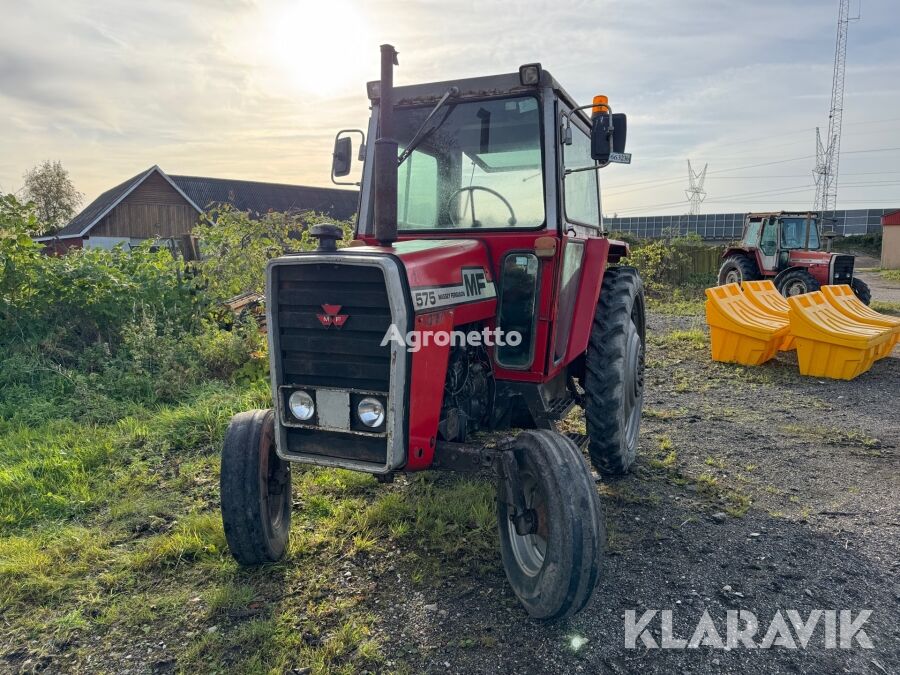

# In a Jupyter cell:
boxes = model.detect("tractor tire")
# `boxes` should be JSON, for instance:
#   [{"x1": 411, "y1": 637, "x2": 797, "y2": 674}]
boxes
[
  {"x1": 851, "y1": 277, "x2": 872, "y2": 306},
  {"x1": 221, "y1": 409, "x2": 292, "y2": 565},
  {"x1": 583, "y1": 266, "x2": 646, "y2": 476},
  {"x1": 497, "y1": 429, "x2": 604, "y2": 621},
  {"x1": 718, "y1": 255, "x2": 760, "y2": 286},
  {"x1": 776, "y1": 269, "x2": 820, "y2": 298}
]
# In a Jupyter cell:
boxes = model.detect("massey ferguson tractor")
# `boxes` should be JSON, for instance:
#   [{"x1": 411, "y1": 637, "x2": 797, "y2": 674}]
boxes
[
  {"x1": 220, "y1": 45, "x2": 645, "y2": 620},
  {"x1": 717, "y1": 211, "x2": 871, "y2": 304}
]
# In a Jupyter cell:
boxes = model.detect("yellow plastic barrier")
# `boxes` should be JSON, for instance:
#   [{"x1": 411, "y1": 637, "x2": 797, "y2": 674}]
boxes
[
  {"x1": 742, "y1": 280, "x2": 795, "y2": 351},
  {"x1": 821, "y1": 285, "x2": 900, "y2": 359},
  {"x1": 786, "y1": 292, "x2": 892, "y2": 380},
  {"x1": 705, "y1": 283, "x2": 790, "y2": 365}
]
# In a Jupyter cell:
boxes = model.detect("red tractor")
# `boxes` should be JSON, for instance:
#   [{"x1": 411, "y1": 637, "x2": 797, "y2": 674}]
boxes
[
  {"x1": 220, "y1": 45, "x2": 644, "y2": 620},
  {"x1": 717, "y1": 211, "x2": 871, "y2": 304}
]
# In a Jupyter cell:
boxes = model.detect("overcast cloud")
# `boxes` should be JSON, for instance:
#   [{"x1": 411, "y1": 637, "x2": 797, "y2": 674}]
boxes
[{"x1": 1, "y1": 0, "x2": 898, "y2": 215}]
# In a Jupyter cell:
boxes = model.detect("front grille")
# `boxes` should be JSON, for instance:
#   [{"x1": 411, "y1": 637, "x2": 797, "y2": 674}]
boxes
[
  {"x1": 274, "y1": 263, "x2": 393, "y2": 392},
  {"x1": 832, "y1": 254, "x2": 855, "y2": 284}
]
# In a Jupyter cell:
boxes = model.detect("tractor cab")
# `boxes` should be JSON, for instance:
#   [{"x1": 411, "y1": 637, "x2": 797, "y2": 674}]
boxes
[
  {"x1": 719, "y1": 211, "x2": 870, "y2": 303},
  {"x1": 221, "y1": 45, "x2": 647, "y2": 620}
]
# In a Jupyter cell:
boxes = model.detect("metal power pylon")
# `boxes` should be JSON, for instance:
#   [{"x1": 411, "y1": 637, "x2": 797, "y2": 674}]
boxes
[
  {"x1": 813, "y1": 0, "x2": 859, "y2": 222},
  {"x1": 685, "y1": 160, "x2": 708, "y2": 215}
]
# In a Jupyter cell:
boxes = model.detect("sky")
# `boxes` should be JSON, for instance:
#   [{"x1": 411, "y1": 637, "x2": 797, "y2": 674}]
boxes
[{"x1": 1, "y1": 0, "x2": 899, "y2": 217}]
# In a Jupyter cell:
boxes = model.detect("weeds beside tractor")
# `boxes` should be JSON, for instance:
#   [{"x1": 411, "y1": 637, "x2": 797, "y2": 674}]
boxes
[{"x1": 219, "y1": 45, "x2": 644, "y2": 620}]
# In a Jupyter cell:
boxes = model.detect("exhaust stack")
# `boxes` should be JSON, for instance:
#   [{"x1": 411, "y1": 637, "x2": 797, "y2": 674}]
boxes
[{"x1": 374, "y1": 44, "x2": 399, "y2": 247}]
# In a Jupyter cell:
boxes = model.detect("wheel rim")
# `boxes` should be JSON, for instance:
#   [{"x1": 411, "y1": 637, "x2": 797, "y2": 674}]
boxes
[
  {"x1": 260, "y1": 423, "x2": 289, "y2": 529},
  {"x1": 783, "y1": 279, "x2": 807, "y2": 296},
  {"x1": 725, "y1": 268, "x2": 741, "y2": 284},
  {"x1": 505, "y1": 471, "x2": 547, "y2": 577},
  {"x1": 623, "y1": 307, "x2": 645, "y2": 451}
]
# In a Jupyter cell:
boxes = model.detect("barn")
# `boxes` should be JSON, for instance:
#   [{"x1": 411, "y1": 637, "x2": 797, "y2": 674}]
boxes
[{"x1": 37, "y1": 165, "x2": 359, "y2": 252}]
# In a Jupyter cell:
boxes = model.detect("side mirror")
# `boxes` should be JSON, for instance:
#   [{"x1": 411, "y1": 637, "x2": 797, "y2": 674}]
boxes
[
  {"x1": 331, "y1": 129, "x2": 366, "y2": 185},
  {"x1": 612, "y1": 113, "x2": 627, "y2": 153},
  {"x1": 590, "y1": 114, "x2": 612, "y2": 162},
  {"x1": 591, "y1": 113, "x2": 627, "y2": 162},
  {"x1": 332, "y1": 136, "x2": 353, "y2": 178}
]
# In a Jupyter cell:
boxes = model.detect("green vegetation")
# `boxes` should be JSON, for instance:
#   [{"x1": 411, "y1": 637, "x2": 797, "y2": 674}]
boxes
[
  {"x1": 871, "y1": 300, "x2": 900, "y2": 316},
  {"x1": 2, "y1": 196, "x2": 425, "y2": 671},
  {"x1": 831, "y1": 232, "x2": 881, "y2": 257},
  {"x1": 879, "y1": 269, "x2": 900, "y2": 283}
]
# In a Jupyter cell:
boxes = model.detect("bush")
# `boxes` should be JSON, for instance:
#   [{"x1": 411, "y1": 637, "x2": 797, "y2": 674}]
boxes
[
  {"x1": 0, "y1": 198, "x2": 306, "y2": 425},
  {"x1": 193, "y1": 205, "x2": 354, "y2": 303},
  {"x1": 626, "y1": 239, "x2": 689, "y2": 296}
]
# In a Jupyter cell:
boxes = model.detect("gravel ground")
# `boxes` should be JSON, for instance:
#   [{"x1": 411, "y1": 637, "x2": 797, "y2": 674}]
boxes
[{"x1": 364, "y1": 311, "x2": 900, "y2": 674}]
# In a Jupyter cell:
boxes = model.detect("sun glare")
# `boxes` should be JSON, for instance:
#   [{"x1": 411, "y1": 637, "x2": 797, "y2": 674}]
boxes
[{"x1": 263, "y1": 1, "x2": 374, "y2": 97}]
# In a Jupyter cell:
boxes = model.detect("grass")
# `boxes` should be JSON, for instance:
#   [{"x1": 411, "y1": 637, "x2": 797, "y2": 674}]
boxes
[
  {"x1": 871, "y1": 300, "x2": 900, "y2": 316},
  {"x1": 879, "y1": 269, "x2": 900, "y2": 283},
  {"x1": 0, "y1": 376, "x2": 504, "y2": 672}
]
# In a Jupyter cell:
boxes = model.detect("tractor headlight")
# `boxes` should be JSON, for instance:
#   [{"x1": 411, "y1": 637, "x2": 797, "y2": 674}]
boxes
[
  {"x1": 288, "y1": 390, "x2": 315, "y2": 421},
  {"x1": 357, "y1": 397, "x2": 385, "y2": 428}
]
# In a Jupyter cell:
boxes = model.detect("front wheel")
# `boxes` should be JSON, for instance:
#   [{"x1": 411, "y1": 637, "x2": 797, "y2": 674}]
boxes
[
  {"x1": 851, "y1": 277, "x2": 872, "y2": 306},
  {"x1": 776, "y1": 269, "x2": 820, "y2": 298},
  {"x1": 221, "y1": 409, "x2": 292, "y2": 565},
  {"x1": 497, "y1": 430, "x2": 605, "y2": 620}
]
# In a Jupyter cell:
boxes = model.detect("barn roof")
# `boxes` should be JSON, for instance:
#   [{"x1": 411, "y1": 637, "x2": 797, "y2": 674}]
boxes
[
  {"x1": 46, "y1": 166, "x2": 358, "y2": 240},
  {"x1": 48, "y1": 166, "x2": 201, "y2": 239},
  {"x1": 170, "y1": 175, "x2": 359, "y2": 221}
]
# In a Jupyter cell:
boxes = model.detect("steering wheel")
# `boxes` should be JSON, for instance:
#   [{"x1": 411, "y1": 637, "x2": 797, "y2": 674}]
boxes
[{"x1": 446, "y1": 186, "x2": 517, "y2": 228}]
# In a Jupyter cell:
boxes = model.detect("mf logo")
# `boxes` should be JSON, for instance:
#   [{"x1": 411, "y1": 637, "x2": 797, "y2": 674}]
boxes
[
  {"x1": 317, "y1": 304, "x2": 349, "y2": 328},
  {"x1": 462, "y1": 269, "x2": 487, "y2": 297}
]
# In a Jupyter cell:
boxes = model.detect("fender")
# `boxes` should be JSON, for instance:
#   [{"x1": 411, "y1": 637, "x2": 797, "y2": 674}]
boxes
[
  {"x1": 563, "y1": 237, "x2": 613, "y2": 364},
  {"x1": 722, "y1": 246, "x2": 766, "y2": 275}
]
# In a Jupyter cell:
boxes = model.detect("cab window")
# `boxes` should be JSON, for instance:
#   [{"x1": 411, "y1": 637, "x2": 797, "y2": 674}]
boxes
[
  {"x1": 742, "y1": 221, "x2": 761, "y2": 247},
  {"x1": 563, "y1": 125, "x2": 600, "y2": 226},
  {"x1": 760, "y1": 220, "x2": 777, "y2": 256}
]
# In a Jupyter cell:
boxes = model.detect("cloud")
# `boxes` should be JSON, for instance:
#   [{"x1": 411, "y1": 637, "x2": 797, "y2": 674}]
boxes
[{"x1": 0, "y1": 0, "x2": 897, "y2": 213}]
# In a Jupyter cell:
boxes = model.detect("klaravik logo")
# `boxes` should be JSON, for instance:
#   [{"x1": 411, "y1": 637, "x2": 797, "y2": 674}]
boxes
[{"x1": 317, "y1": 304, "x2": 348, "y2": 328}]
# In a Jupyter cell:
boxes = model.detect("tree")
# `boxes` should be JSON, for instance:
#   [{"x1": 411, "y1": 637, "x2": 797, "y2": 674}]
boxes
[{"x1": 21, "y1": 160, "x2": 83, "y2": 235}]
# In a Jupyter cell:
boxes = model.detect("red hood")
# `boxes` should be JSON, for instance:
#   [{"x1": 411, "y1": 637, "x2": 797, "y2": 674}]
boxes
[
  {"x1": 346, "y1": 239, "x2": 497, "y2": 314},
  {"x1": 788, "y1": 250, "x2": 832, "y2": 266}
]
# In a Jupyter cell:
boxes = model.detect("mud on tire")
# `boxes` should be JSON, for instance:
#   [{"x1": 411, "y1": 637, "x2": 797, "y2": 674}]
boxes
[
  {"x1": 583, "y1": 266, "x2": 646, "y2": 476},
  {"x1": 221, "y1": 409, "x2": 292, "y2": 565},
  {"x1": 497, "y1": 430, "x2": 605, "y2": 620}
]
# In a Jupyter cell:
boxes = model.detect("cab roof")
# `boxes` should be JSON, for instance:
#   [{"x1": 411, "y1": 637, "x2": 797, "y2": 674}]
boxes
[{"x1": 367, "y1": 69, "x2": 586, "y2": 118}]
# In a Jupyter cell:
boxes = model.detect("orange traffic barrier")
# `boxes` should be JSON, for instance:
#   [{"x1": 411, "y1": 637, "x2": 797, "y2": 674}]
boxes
[
  {"x1": 821, "y1": 285, "x2": 900, "y2": 359},
  {"x1": 705, "y1": 283, "x2": 790, "y2": 365},
  {"x1": 742, "y1": 280, "x2": 794, "y2": 351},
  {"x1": 786, "y1": 292, "x2": 892, "y2": 380}
]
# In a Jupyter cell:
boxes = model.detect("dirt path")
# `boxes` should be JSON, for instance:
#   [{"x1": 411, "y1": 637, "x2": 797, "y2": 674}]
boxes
[
  {"x1": 856, "y1": 269, "x2": 900, "y2": 303},
  {"x1": 366, "y1": 312, "x2": 900, "y2": 674}
]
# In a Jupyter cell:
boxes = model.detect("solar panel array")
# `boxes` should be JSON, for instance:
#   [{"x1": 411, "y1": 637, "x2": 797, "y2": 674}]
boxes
[{"x1": 603, "y1": 208, "x2": 897, "y2": 240}]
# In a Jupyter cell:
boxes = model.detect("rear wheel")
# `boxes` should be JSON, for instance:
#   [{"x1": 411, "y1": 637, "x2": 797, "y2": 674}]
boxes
[
  {"x1": 776, "y1": 269, "x2": 820, "y2": 297},
  {"x1": 851, "y1": 277, "x2": 872, "y2": 306},
  {"x1": 583, "y1": 266, "x2": 645, "y2": 476},
  {"x1": 718, "y1": 255, "x2": 760, "y2": 286},
  {"x1": 497, "y1": 430, "x2": 604, "y2": 620},
  {"x1": 221, "y1": 409, "x2": 292, "y2": 565}
]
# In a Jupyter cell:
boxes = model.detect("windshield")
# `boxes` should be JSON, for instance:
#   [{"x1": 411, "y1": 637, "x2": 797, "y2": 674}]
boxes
[
  {"x1": 393, "y1": 96, "x2": 544, "y2": 230},
  {"x1": 780, "y1": 217, "x2": 819, "y2": 250}
]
